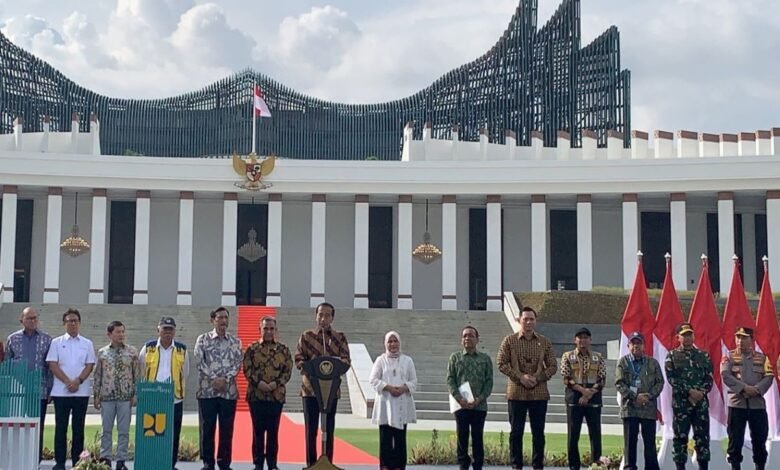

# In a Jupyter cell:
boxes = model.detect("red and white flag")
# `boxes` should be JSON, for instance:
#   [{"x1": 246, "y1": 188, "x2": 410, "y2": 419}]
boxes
[
  {"x1": 254, "y1": 85, "x2": 272, "y2": 118},
  {"x1": 619, "y1": 254, "x2": 656, "y2": 406},
  {"x1": 654, "y1": 254, "x2": 685, "y2": 436},
  {"x1": 688, "y1": 256, "x2": 727, "y2": 439},
  {"x1": 721, "y1": 257, "x2": 756, "y2": 350},
  {"x1": 755, "y1": 258, "x2": 780, "y2": 436}
]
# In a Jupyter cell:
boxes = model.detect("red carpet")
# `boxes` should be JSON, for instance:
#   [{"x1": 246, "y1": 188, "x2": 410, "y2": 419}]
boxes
[{"x1": 231, "y1": 306, "x2": 379, "y2": 465}]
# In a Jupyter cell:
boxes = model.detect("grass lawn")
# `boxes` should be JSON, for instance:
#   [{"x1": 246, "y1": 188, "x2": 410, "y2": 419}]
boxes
[
  {"x1": 42, "y1": 425, "x2": 201, "y2": 451},
  {"x1": 335, "y1": 429, "x2": 626, "y2": 457}
]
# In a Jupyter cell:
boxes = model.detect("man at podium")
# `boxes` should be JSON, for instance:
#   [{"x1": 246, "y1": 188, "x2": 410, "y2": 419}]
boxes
[{"x1": 295, "y1": 303, "x2": 352, "y2": 466}]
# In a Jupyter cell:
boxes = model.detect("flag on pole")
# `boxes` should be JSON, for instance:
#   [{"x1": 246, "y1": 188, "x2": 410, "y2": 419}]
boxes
[
  {"x1": 755, "y1": 256, "x2": 780, "y2": 436},
  {"x1": 654, "y1": 253, "x2": 685, "y2": 434},
  {"x1": 721, "y1": 256, "x2": 756, "y2": 350},
  {"x1": 254, "y1": 85, "x2": 272, "y2": 117},
  {"x1": 688, "y1": 255, "x2": 727, "y2": 438}
]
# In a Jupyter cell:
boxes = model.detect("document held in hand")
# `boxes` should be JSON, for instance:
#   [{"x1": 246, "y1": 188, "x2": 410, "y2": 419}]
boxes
[{"x1": 449, "y1": 381, "x2": 475, "y2": 413}]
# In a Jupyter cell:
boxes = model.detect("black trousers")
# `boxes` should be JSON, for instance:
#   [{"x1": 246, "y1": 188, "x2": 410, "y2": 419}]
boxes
[
  {"x1": 53, "y1": 396, "x2": 89, "y2": 467},
  {"x1": 199, "y1": 398, "x2": 237, "y2": 469},
  {"x1": 39, "y1": 399, "x2": 48, "y2": 463},
  {"x1": 173, "y1": 401, "x2": 183, "y2": 468},
  {"x1": 566, "y1": 405, "x2": 602, "y2": 469},
  {"x1": 727, "y1": 407, "x2": 769, "y2": 465},
  {"x1": 379, "y1": 424, "x2": 407, "y2": 469},
  {"x1": 454, "y1": 409, "x2": 487, "y2": 470},
  {"x1": 622, "y1": 417, "x2": 659, "y2": 470},
  {"x1": 249, "y1": 400, "x2": 283, "y2": 469},
  {"x1": 303, "y1": 396, "x2": 337, "y2": 466},
  {"x1": 508, "y1": 400, "x2": 547, "y2": 469}
]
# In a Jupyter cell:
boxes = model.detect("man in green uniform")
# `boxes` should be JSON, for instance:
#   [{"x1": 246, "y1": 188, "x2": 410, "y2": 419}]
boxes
[
  {"x1": 447, "y1": 325, "x2": 493, "y2": 470},
  {"x1": 665, "y1": 322, "x2": 713, "y2": 470},
  {"x1": 721, "y1": 327, "x2": 773, "y2": 470}
]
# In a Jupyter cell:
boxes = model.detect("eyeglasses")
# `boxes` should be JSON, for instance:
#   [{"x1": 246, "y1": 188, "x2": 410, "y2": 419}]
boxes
[{"x1": 64, "y1": 319, "x2": 80, "y2": 324}]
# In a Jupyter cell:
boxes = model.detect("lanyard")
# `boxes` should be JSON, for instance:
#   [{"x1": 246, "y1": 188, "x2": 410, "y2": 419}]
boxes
[{"x1": 629, "y1": 357, "x2": 643, "y2": 381}]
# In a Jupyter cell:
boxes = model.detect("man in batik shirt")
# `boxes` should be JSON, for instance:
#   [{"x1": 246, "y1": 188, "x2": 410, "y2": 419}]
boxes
[
  {"x1": 93, "y1": 321, "x2": 141, "y2": 470},
  {"x1": 194, "y1": 307, "x2": 243, "y2": 470},
  {"x1": 243, "y1": 316, "x2": 293, "y2": 470}
]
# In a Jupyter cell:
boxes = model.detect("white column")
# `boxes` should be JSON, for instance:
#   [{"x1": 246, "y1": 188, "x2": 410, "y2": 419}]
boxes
[
  {"x1": 133, "y1": 191, "x2": 151, "y2": 305},
  {"x1": 718, "y1": 192, "x2": 735, "y2": 295},
  {"x1": 670, "y1": 193, "x2": 688, "y2": 290},
  {"x1": 353, "y1": 195, "x2": 369, "y2": 308},
  {"x1": 266, "y1": 194, "x2": 283, "y2": 307},
  {"x1": 768, "y1": 192, "x2": 780, "y2": 287},
  {"x1": 88, "y1": 189, "x2": 107, "y2": 304},
  {"x1": 176, "y1": 192, "x2": 194, "y2": 306},
  {"x1": 43, "y1": 187, "x2": 62, "y2": 303},
  {"x1": 0, "y1": 186, "x2": 18, "y2": 303},
  {"x1": 310, "y1": 194, "x2": 326, "y2": 307},
  {"x1": 576, "y1": 195, "x2": 593, "y2": 291},
  {"x1": 220, "y1": 193, "x2": 238, "y2": 306},
  {"x1": 441, "y1": 195, "x2": 457, "y2": 309},
  {"x1": 397, "y1": 195, "x2": 413, "y2": 309},
  {"x1": 531, "y1": 195, "x2": 547, "y2": 291},
  {"x1": 486, "y1": 195, "x2": 503, "y2": 310},
  {"x1": 622, "y1": 194, "x2": 639, "y2": 289}
]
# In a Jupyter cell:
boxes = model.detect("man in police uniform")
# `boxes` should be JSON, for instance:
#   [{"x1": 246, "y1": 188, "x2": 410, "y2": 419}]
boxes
[
  {"x1": 721, "y1": 327, "x2": 773, "y2": 470},
  {"x1": 560, "y1": 327, "x2": 606, "y2": 470},
  {"x1": 665, "y1": 322, "x2": 713, "y2": 470}
]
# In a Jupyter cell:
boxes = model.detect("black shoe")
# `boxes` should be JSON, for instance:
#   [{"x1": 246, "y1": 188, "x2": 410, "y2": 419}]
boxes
[
  {"x1": 116, "y1": 461, "x2": 129, "y2": 470},
  {"x1": 698, "y1": 461, "x2": 709, "y2": 470}
]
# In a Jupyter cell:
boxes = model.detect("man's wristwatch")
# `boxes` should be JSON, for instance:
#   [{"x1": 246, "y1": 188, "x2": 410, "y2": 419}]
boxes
[{"x1": 78, "y1": 377, "x2": 84, "y2": 384}]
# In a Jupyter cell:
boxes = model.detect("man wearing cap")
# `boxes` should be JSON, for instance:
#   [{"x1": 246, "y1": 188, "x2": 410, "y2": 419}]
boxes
[
  {"x1": 139, "y1": 317, "x2": 190, "y2": 470},
  {"x1": 615, "y1": 332, "x2": 664, "y2": 470},
  {"x1": 496, "y1": 306, "x2": 557, "y2": 470},
  {"x1": 721, "y1": 327, "x2": 773, "y2": 470},
  {"x1": 560, "y1": 327, "x2": 607, "y2": 470},
  {"x1": 665, "y1": 322, "x2": 713, "y2": 470}
]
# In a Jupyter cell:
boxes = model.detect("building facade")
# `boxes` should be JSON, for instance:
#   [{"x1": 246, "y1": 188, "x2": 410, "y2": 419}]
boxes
[
  {"x1": 0, "y1": 0, "x2": 629, "y2": 160},
  {"x1": 1, "y1": 121, "x2": 779, "y2": 311}
]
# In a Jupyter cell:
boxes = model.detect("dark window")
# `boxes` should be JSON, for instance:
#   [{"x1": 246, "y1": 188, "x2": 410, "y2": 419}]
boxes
[
  {"x1": 236, "y1": 204, "x2": 268, "y2": 305},
  {"x1": 550, "y1": 210, "x2": 577, "y2": 290},
  {"x1": 368, "y1": 206, "x2": 393, "y2": 308},
  {"x1": 108, "y1": 201, "x2": 136, "y2": 304},
  {"x1": 469, "y1": 208, "x2": 487, "y2": 310},
  {"x1": 640, "y1": 212, "x2": 670, "y2": 288}
]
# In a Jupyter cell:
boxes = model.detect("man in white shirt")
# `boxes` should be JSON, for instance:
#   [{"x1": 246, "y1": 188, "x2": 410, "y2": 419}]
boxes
[
  {"x1": 139, "y1": 317, "x2": 190, "y2": 470},
  {"x1": 46, "y1": 308, "x2": 96, "y2": 470}
]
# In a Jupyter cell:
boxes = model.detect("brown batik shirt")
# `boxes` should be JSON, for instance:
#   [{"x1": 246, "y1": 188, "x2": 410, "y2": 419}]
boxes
[
  {"x1": 242, "y1": 339, "x2": 293, "y2": 403},
  {"x1": 294, "y1": 327, "x2": 351, "y2": 398},
  {"x1": 496, "y1": 331, "x2": 557, "y2": 401}
]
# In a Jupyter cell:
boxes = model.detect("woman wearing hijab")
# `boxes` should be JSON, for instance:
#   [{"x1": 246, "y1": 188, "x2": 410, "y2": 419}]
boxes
[{"x1": 369, "y1": 331, "x2": 418, "y2": 470}]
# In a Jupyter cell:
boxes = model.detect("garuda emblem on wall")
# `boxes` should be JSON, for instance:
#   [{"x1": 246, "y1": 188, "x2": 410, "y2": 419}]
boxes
[{"x1": 232, "y1": 153, "x2": 275, "y2": 191}]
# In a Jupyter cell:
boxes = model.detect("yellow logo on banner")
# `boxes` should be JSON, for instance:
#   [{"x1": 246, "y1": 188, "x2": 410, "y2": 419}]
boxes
[{"x1": 143, "y1": 413, "x2": 167, "y2": 437}]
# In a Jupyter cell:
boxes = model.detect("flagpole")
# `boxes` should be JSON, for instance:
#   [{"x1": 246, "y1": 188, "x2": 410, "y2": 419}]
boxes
[{"x1": 252, "y1": 83, "x2": 257, "y2": 155}]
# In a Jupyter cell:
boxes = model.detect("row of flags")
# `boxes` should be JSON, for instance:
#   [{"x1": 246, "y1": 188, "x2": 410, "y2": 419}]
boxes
[{"x1": 619, "y1": 252, "x2": 780, "y2": 439}]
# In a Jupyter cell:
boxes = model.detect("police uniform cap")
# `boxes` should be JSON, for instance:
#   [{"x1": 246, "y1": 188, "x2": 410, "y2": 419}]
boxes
[
  {"x1": 676, "y1": 322, "x2": 694, "y2": 335},
  {"x1": 735, "y1": 327, "x2": 753, "y2": 338}
]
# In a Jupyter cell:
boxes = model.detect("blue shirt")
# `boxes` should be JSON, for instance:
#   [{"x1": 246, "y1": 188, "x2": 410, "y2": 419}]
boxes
[{"x1": 5, "y1": 329, "x2": 53, "y2": 398}]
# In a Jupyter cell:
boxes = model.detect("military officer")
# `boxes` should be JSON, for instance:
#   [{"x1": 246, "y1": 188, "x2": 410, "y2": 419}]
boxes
[
  {"x1": 721, "y1": 327, "x2": 773, "y2": 470},
  {"x1": 560, "y1": 327, "x2": 606, "y2": 470},
  {"x1": 665, "y1": 322, "x2": 713, "y2": 470}
]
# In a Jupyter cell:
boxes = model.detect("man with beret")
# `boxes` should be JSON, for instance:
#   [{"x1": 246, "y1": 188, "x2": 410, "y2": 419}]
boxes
[
  {"x1": 665, "y1": 322, "x2": 713, "y2": 470},
  {"x1": 615, "y1": 332, "x2": 664, "y2": 470},
  {"x1": 721, "y1": 327, "x2": 773, "y2": 470},
  {"x1": 560, "y1": 327, "x2": 607, "y2": 470},
  {"x1": 139, "y1": 317, "x2": 190, "y2": 470}
]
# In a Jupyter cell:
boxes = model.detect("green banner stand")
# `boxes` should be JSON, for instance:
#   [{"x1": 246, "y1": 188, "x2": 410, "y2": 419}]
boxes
[
  {"x1": 0, "y1": 361, "x2": 42, "y2": 469},
  {"x1": 133, "y1": 381, "x2": 174, "y2": 469}
]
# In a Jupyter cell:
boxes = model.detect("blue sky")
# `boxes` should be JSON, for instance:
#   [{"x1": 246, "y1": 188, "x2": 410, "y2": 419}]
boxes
[{"x1": 1, "y1": 0, "x2": 778, "y2": 134}]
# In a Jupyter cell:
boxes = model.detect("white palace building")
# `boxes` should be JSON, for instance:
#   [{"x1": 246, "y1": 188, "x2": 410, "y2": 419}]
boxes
[{"x1": 1, "y1": 116, "x2": 779, "y2": 311}]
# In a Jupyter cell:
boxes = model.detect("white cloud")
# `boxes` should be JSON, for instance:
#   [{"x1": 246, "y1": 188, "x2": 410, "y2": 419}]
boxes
[{"x1": 170, "y1": 3, "x2": 255, "y2": 69}]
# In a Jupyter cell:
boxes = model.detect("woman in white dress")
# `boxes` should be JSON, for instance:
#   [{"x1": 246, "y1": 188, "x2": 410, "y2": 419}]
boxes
[{"x1": 369, "y1": 331, "x2": 418, "y2": 470}]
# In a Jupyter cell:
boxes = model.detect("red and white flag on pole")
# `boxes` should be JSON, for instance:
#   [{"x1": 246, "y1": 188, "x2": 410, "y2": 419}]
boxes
[
  {"x1": 654, "y1": 253, "x2": 685, "y2": 435},
  {"x1": 755, "y1": 257, "x2": 780, "y2": 437},
  {"x1": 721, "y1": 256, "x2": 756, "y2": 350},
  {"x1": 688, "y1": 255, "x2": 727, "y2": 439},
  {"x1": 254, "y1": 85, "x2": 272, "y2": 118},
  {"x1": 618, "y1": 253, "x2": 656, "y2": 404}
]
